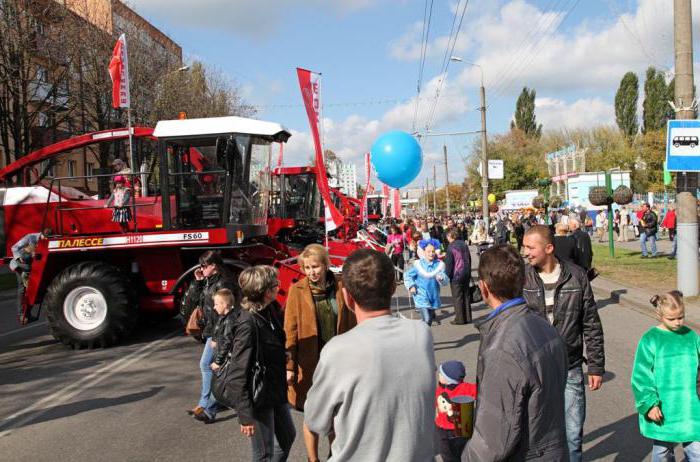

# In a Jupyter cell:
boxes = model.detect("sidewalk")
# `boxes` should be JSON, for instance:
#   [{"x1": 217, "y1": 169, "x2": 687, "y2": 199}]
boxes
[{"x1": 591, "y1": 276, "x2": 700, "y2": 329}]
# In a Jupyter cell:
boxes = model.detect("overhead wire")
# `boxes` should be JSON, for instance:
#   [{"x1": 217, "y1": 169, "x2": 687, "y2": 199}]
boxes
[
  {"x1": 488, "y1": 0, "x2": 581, "y2": 106},
  {"x1": 422, "y1": 0, "x2": 471, "y2": 134},
  {"x1": 485, "y1": 0, "x2": 563, "y2": 97},
  {"x1": 487, "y1": 0, "x2": 572, "y2": 103},
  {"x1": 412, "y1": 0, "x2": 435, "y2": 132}
]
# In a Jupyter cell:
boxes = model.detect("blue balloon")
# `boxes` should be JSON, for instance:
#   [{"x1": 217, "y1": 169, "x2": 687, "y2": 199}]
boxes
[{"x1": 370, "y1": 131, "x2": 423, "y2": 188}]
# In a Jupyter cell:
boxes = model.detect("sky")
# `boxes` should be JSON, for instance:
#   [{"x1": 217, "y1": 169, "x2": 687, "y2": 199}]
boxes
[{"x1": 128, "y1": 0, "x2": 700, "y2": 190}]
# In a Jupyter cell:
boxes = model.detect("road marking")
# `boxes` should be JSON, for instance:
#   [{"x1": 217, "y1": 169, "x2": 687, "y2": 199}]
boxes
[
  {"x1": 0, "y1": 321, "x2": 47, "y2": 339},
  {"x1": 0, "y1": 328, "x2": 181, "y2": 437}
]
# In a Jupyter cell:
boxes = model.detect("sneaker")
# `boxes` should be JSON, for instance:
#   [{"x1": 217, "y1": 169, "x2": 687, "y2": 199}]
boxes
[
  {"x1": 641, "y1": 255, "x2": 647, "y2": 258},
  {"x1": 667, "y1": 255, "x2": 676, "y2": 260},
  {"x1": 194, "y1": 410, "x2": 215, "y2": 424}
]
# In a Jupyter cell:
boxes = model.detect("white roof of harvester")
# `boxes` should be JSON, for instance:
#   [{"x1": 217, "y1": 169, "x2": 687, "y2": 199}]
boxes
[{"x1": 153, "y1": 116, "x2": 291, "y2": 142}]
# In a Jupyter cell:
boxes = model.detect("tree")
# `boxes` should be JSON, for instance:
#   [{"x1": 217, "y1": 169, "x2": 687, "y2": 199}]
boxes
[
  {"x1": 510, "y1": 87, "x2": 542, "y2": 139},
  {"x1": 614, "y1": 72, "x2": 639, "y2": 142},
  {"x1": 642, "y1": 67, "x2": 670, "y2": 133},
  {"x1": 0, "y1": 1, "x2": 80, "y2": 167}
]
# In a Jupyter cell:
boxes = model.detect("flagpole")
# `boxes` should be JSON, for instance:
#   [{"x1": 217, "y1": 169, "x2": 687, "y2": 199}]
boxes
[{"x1": 318, "y1": 72, "x2": 330, "y2": 248}]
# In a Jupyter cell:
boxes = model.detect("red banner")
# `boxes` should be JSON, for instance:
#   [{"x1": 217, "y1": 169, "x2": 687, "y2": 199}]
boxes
[
  {"x1": 392, "y1": 188, "x2": 402, "y2": 219},
  {"x1": 296, "y1": 68, "x2": 343, "y2": 231},
  {"x1": 381, "y1": 184, "x2": 390, "y2": 217},
  {"x1": 360, "y1": 152, "x2": 371, "y2": 224},
  {"x1": 276, "y1": 142, "x2": 284, "y2": 168},
  {"x1": 108, "y1": 34, "x2": 130, "y2": 109}
]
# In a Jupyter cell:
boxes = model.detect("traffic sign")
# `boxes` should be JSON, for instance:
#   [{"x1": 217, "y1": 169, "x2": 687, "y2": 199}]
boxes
[
  {"x1": 666, "y1": 119, "x2": 700, "y2": 171},
  {"x1": 488, "y1": 159, "x2": 504, "y2": 179}
]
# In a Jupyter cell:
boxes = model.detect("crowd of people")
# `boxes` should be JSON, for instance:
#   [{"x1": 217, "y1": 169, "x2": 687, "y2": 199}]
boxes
[{"x1": 179, "y1": 211, "x2": 698, "y2": 462}]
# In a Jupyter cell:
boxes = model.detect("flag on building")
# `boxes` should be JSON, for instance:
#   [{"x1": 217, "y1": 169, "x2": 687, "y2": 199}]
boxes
[
  {"x1": 392, "y1": 188, "x2": 402, "y2": 219},
  {"x1": 108, "y1": 34, "x2": 130, "y2": 109},
  {"x1": 296, "y1": 68, "x2": 343, "y2": 232}
]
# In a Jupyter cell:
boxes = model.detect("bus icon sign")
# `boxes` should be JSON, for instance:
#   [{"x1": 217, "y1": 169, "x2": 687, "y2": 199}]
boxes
[
  {"x1": 673, "y1": 135, "x2": 698, "y2": 148},
  {"x1": 666, "y1": 120, "x2": 700, "y2": 171}
]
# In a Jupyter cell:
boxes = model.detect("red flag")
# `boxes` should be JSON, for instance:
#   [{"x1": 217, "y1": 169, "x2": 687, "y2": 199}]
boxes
[
  {"x1": 360, "y1": 152, "x2": 371, "y2": 224},
  {"x1": 108, "y1": 34, "x2": 130, "y2": 109},
  {"x1": 276, "y1": 143, "x2": 284, "y2": 168},
  {"x1": 392, "y1": 188, "x2": 402, "y2": 219},
  {"x1": 296, "y1": 68, "x2": 343, "y2": 232},
  {"x1": 381, "y1": 184, "x2": 390, "y2": 217}
]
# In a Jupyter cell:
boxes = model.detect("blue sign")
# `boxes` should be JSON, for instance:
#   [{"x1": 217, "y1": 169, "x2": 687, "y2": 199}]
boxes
[{"x1": 666, "y1": 119, "x2": 700, "y2": 171}]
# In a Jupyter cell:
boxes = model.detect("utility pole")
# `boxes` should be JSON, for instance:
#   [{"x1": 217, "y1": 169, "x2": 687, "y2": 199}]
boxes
[
  {"x1": 480, "y1": 83, "x2": 490, "y2": 230},
  {"x1": 443, "y1": 144, "x2": 451, "y2": 215},
  {"x1": 674, "y1": 0, "x2": 698, "y2": 295},
  {"x1": 433, "y1": 164, "x2": 437, "y2": 215},
  {"x1": 424, "y1": 177, "x2": 429, "y2": 215}
]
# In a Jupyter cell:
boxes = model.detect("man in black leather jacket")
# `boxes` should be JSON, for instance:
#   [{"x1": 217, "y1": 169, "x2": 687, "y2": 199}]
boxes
[{"x1": 522, "y1": 225, "x2": 604, "y2": 462}]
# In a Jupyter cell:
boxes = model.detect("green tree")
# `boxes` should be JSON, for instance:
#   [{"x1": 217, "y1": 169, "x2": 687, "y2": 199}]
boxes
[
  {"x1": 510, "y1": 87, "x2": 542, "y2": 139},
  {"x1": 642, "y1": 67, "x2": 670, "y2": 133},
  {"x1": 614, "y1": 72, "x2": 639, "y2": 142}
]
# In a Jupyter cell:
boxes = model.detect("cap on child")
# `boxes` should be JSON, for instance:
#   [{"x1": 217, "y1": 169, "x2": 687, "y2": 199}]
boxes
[{"x1": 439, "y1": 360, "x2": 466, "y2": 385}]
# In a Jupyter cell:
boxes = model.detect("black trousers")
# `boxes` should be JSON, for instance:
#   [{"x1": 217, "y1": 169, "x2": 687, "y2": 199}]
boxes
[
  {"x1": 435, "y1": 427, "x2": 467, "y2": 462},
  {"x1": 450, "y1": 279, "x2": 472, "y2": 324}
]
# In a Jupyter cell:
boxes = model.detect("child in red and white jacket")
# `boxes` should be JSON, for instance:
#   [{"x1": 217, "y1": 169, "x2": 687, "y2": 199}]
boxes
[{"x1": 435, "y1": 360, "x2": 477, "y2": 462}]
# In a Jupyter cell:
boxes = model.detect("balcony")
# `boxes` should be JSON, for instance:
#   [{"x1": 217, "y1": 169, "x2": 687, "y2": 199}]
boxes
[{"x1": 28, "y1": 80, "x2": 69, "y2": 109}]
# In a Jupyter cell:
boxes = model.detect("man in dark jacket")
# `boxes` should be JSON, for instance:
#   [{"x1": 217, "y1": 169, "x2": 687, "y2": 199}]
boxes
[
  {"x1": 639, "y1": 203, "x2": 658, "y2": 258},
  {"x1": 568, "y1": 217, "x2": 592, "y2": 271},
  {"x1": 522, "y1": 225, "x2": 605, "y2": 462},
  {"x1": 444, "y1": 228, "x2": 472, "y2": 324},
  {"x1": 462, "y1": 244, "x2": 568, "y2": 462}
]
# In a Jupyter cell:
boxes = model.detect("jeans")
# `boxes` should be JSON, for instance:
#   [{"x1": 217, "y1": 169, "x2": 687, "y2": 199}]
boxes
[
  {"x1": 652, "y1": 440, "x2": 700, "y2": 462},
  {"x1": 640, "y1": 233, "x2": 658, "y2": 257},
  {"x1": 670, "y1": 237, "x2": 677, "y2": 257},
  {"x1": 418, "y1": 307, "x2": 436, "y2": 326},
  {"x1": 198, "y1": 338, "x2": 216, "y2": 409},
  {"x1": 250, "y1": 403, "x2": 296, "y2": 462},
  {"x1": 564, "y1": 366, "x2": 586, "y2": 462}
]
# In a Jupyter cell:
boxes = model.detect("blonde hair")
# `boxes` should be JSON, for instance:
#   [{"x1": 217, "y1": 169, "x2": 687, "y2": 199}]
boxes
[
  {"x1": 555, "y1": 223, "x2": 568, "y2": 236},
  {"x1": 297, "y1": 243, "x2": 330, "y2": 268},
  {"x1": 650, "y1": 290, "x2": 684, "y2": 318},
  {"x1": 238, "y1": 265, "x2": 278, "y2": 312},
  {"x1": 213, "y1": 288, "x2": 235, "y2": 307}
]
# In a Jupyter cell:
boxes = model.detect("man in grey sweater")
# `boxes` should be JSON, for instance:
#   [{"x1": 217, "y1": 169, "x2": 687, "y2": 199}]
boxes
[{"x1": 304, "y1": 249, "x2": 436, "y2": 462}]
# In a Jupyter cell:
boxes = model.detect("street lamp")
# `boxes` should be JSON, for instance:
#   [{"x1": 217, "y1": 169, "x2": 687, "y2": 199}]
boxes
[{"x1": 450, "y1": 56, "x2": 489, "y2": 229}]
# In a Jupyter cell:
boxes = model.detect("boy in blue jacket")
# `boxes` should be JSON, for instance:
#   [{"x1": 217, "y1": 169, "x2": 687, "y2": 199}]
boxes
[{"x1": 405, "y1": 239, "x2": 449, "y2": 326}]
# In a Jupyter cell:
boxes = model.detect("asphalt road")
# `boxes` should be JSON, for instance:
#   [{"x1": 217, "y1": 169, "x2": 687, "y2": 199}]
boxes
[{"x1": 0, "y1": 282, "x2": 683, "y2": 461}]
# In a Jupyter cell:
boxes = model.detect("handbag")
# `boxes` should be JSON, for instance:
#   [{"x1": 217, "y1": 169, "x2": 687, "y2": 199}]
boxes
[
  {"x1": 250, "y1": 312, "x2": 267, "y2": 405},
  {"x1": 211, "y1": 357, "x2": 237, "y2": 408},
  {"x1": 469, "y1": 278, "x2": 483, "y2": 304},
  {"x1": 185, "y1": 307, "x2": 203, "y2": 337}
]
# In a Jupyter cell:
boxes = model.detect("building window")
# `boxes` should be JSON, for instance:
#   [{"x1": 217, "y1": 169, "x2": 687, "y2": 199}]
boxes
[
  {"x1": 35, "y1": 66, "x2": 48, "y2": 83},
  {"x1": 67, "y1": 160, "x2": 76, "y2": 177},
  {"x1": 86, "y1": 163, "x2": 94, "y2": 177}
]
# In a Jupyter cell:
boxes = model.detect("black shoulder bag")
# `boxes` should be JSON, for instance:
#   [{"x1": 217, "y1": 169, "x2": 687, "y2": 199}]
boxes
[{"x1": 250, "y1": 312, "x2": 267, "y2": 405}]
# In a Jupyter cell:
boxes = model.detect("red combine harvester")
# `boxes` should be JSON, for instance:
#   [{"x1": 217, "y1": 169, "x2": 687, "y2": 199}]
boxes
[{"x1": 0, "y1": 116, "x2": 309, "y2": 348}]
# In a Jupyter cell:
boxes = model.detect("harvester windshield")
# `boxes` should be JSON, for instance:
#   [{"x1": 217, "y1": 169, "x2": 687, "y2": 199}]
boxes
[{"x1": 153, "y1": 116, "x2": 290, "y2": 238}]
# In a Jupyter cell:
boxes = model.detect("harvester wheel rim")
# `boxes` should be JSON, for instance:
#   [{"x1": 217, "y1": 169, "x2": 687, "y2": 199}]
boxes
[{"x1": 63, "y1": 286, "x2": 108, "y2": 331}]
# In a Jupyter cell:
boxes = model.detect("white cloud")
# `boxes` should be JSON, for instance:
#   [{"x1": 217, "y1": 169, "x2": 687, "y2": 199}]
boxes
[
  {"x1": 390, "y1": 0, "x2": 698, "y2": 99},
  {"x1": 536, "y1": 97, "x2": 615, "y2": 131},
  {"x1": 131, "y1": 0, "x2": 379, "y2": 39}
]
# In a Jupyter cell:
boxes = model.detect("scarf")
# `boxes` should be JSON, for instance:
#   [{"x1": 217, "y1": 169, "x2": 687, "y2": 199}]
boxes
[{"x1": 309, "y1": 272, "x2": 338, "y2": 348}]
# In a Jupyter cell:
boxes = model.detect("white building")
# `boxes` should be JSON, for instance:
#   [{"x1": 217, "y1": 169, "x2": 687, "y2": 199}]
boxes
[{"x1": 338, "y1": 163, "x2": 357, "y2": 198}]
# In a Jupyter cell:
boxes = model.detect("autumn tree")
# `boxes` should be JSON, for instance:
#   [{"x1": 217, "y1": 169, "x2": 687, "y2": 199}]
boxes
[{"x1": 642, "y1": 67, "x2": 671, "y2": 133}]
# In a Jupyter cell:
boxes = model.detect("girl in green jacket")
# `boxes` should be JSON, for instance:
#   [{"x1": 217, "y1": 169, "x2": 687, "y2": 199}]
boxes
[{"x1": 631, "y1": 290, "x2": 700, "y2": 461}]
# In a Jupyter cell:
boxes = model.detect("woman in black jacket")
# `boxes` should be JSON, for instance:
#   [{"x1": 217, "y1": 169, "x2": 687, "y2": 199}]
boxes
[
  {"x1": 230, "y1": 265, "x2": 295, "y2": 461},
  {"x1": 186, "y1": 251, "x2": 236, "y2": 420}
]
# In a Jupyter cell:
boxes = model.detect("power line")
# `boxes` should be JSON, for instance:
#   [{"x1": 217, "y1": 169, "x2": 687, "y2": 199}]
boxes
[
  {"x1": 487, "y1": 0, "x2": 570, "y2": 101},
  {"x1": 423, "y1": 0, "x2": 471, "y2": 134},
  {"x1": 413, "y1": 0, "x2": 435, "y2": 132},
  {"x1": 488, "y1": 0, "x2": 581, "y2": 106}
]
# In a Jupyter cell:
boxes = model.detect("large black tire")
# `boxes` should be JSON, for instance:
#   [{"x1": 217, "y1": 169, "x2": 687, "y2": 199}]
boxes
[{"x1": 45, "y1": 262, "x2": 136, "y2": 349}]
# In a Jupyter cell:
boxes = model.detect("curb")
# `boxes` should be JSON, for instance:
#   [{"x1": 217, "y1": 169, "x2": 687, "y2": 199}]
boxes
[{"x1": 591, "y1": 281, "x2": 700, "y2": 331}]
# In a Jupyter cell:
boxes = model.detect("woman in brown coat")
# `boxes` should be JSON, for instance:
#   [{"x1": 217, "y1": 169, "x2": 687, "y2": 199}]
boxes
[{"x1": 284, "y1": 243, "x2": 356, "y2": 412}]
